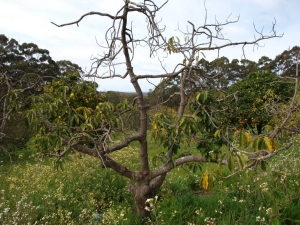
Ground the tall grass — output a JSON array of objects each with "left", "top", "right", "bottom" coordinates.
[
  {"left": 1, "top": 140, "right": 300, "bottom": 224},
  {"left": 0, "top": 150, "right": 134, "bottom": 224}
]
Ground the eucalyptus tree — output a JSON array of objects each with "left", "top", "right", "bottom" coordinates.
[
  {"left": 56, "top": 60, "right": 84, "bottom": 77},
  {"left": 257, "top": 56, "right": 274, "bottom": 73},
  {"left": 273, "top": 46, "right": 300, "bottom": 76},
  {"left": 0, "top": 34, "right": 59, "bottom": 82},
  {"left": 30, "top": 0, "right": 298, "bottom": 217}
]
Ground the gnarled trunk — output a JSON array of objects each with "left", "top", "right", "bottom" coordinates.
[
  {"left": 128, "top": 181, "right": 152, "bottom": 217},
  {"left": 127, "top": 174, "right": 167, "bottom": 217}
]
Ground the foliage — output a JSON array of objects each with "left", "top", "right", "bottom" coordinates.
[
  {"left": 270, "top": 93, "right": 300, "bottom": 136},
  {"left": 0, "top": 34, "right": 84, "bottom": 150},
  {"left": 226, "top": 72, "right": 293, "bottom": 134},
  {"left": 0, "top": 34, "right": 59, "bottom": 81},
  {"left": 273, "top": 46, "right": 300, "bottom": 77},
  {"left": 56, "top": 60, "right": 84, "bottom": 77},
  {"left": 149, "top": 46, "right": 299, "bottom": 103},
  {"left": 193, "top": 57, "right": 260, "bottom": 89},
  {"left": 148, "top": 77, "right": 181, "bottom": 109},
  {"left": 104, "top": 91, "right": 140, "bottom": 130},
  {"left": 0, "top": 33, "right": 54, "bottom": 147},
  {"left": 26, "top": 73, "right": 125, "bottom": 154}
]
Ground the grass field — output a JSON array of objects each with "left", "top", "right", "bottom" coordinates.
[{"left": 1, "top": 136, "right": 300, "bottom": 224}]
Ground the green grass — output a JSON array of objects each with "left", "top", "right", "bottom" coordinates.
[{"left": 1, "top": 136, "right": 300, "bottom": 224}]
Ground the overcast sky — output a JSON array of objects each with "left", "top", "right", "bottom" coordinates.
[{"left": 1, "top": 0, "right": 299, "bottom": 92}]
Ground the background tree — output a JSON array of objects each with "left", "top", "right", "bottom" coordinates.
[
  {"left": 148, "top": 76, "right": 181, "bottom": 109},
  {"left": 257, "top": 56, "right": 274, "bottom": 73},
  {"left": 0, "top": 34, "right": 59, "bottom": 82},
  {"left": 226, "top": 72, "right": 293, "bottom": 134},
  {"left": 0, "top": 35, "right": 47, "bottom": 148},
  {"left": 151, "top": 47, "right": 300, "bottom": 99},
  {"left": 56, "top": 60, "right": 84, "bottom": 77},
  {"left": 185, "top": 57, "right": 264, "bottom": 91},
  {"left": 0, "top": 34, "right": 83, "bottom": 153},
  {"left": 210, "top": 56, "right": 230, "bottom": 88},
  {"left": 105, "top": 91, "right": 140, "bottom": 130},
  {"left": 273, "top": 46, "right": 300, "bottom": 76},
  {"left": 27, "top": 0, "right": 297, "bottom": 217}
]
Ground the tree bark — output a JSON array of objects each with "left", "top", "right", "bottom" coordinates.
[{"left": 127, "top": 181, "right": 152, "bottom": 217}]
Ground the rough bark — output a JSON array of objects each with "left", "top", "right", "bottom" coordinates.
[{"left": 128, "top": 181, "right": 152, "bottom": 217}]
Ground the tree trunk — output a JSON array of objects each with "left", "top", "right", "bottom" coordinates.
[
  {"left": 128, "top": 181, "right": 152, "bottom": 217},
  {"left": 135, "top": 197, "right": 151, "bottom": 217}
]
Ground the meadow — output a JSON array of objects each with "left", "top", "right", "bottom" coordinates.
[{"left": 1, "top": 137, "right": 300, "bottom": 225}]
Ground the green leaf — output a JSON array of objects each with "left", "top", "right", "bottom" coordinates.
[
  {"left": 261, "top": 160, "right": 267, "bottom": 171},
  {"left": 270, "top": 218, "right": 280, "bottom": 225},
  {"left": 196, "top": 92, "right": 201, "bottom": 101},
  {"left": 239, "top": 132, "right": 245, "bottom": 148},
  {"left": 200, "top": 91, "right": 208, "bottom": 104},
  {"left": 258, "top": 137, "right": 266, "bottom": 150},
  {"left": 252, "top": 137, "right": 259, "bottom": 151},
  {"left": 169, "top": 143, "right": 180, "bottom": 154},
  {"left": 228, "top": 154, "right": 234, "bottom": 172},
  {"left": 218, "top": 152, "right": 226, "bottom": 167},
  {"left": 168, "top": 37, "right": 174, "bottom": 46}
]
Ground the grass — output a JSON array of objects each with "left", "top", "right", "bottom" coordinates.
[{"left": 1, "top": 136, "right": 300, "bottom": 224}]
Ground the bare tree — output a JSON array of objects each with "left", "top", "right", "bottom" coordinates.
[{"left": 47, "top": 0, "right": 296, "bottom": 217}]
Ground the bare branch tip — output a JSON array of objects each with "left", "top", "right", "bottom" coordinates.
[{"left": 51, "top": 22, "right": 59, "bottom": 27}]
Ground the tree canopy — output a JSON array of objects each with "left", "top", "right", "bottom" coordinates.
[
  {"left": 226, "top": 72, "right": 293, "bottom": 134},
  {"left": 0, "top": 34, "right": 59, "bottom": 82}
]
